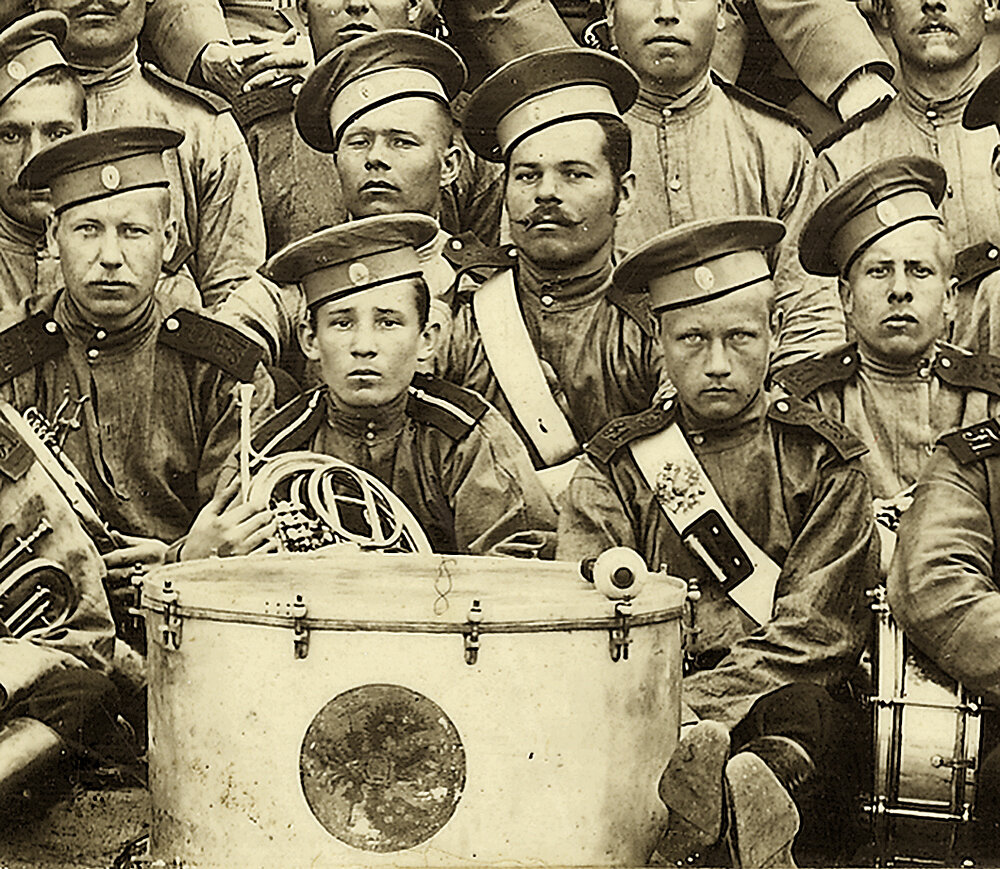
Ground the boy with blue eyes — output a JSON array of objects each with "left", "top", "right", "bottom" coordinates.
[
  {"left": 777, "top": 157, "right": 1000, "bottom": 568},
  {"left": 557, "top": 217, "right": 879, "bottom": 868}
]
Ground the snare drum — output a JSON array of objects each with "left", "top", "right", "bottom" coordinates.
[
  {"left": 140, "top": 551, "right": 686, "bottom": 868},
  {"left": 867, "top": 585, "right": 994, "bottom": 865}
]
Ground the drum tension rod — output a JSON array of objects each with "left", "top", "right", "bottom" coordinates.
[
  {"left": 159, "top": 580, "right": 181, "bottom": 650},
  {"left": 293, "top": 595, "right": 309, "bottom": 659},
  {"left": 609, "top": 600, "right": 632, "bottom": 662},
  {"left": 464, "top": 600, "right": 483, "bottom": 665}
]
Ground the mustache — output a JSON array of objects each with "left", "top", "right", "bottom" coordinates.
[
  {"left": 916, "top": 14, "right": 958, "bottom": 33},
  {"left": 68, "top": 0, "right": 129, "bottom": 15},
  {"left": 515, "top": 207, "right": 582, "bottom": 229}
]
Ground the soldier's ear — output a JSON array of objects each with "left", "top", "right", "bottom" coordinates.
[
  {"left": 943, "top": 275, "right": 959, "bottom": 323},
  {"left": 768, "top": 303, "right": 784, "bottom": 343},
  {"left": 44, "top": 213, "right": 58, "bottom": 253},
  {"left": 298, "top": 318, "right": 322, "bottom": 362},
  {"left": 417, "top": 319, "right": 440, "bottom": 366},
  {"left": 439, "top": 143, "right": 462, "bottom": 188},
  {"left": 839, "top": 276, "right": 855, "bottom": 317},
  {"left": 614, "top": 171, "right": 636, "bottom": 219},
  {"left": 407, "top": 0, "right": 421, "bottom": 24},
  {"left": 161, "top": 217, "right": 178, "bottom": 265}
]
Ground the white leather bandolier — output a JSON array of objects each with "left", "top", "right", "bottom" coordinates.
[{"left": 629, "top": 421, "right": 780, "bottom": 625}]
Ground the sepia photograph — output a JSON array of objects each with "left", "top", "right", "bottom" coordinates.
[{"left": 0, "top": 0, "right": 997, "bottom": 866}]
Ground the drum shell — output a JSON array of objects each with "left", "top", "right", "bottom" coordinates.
[{"left": 143, "top": 553, "right": 683, "bottom": 868}]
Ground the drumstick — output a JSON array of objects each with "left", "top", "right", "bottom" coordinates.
[{"left": 237, "top": 383, "right": 255, "bottom": 505}]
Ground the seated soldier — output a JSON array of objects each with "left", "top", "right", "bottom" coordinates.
[
  {"left": 557, "top": 218, "right": 879, "bottom": 866},
  {"left": 776, "top": 157, "right": 1000, "bottom": 570},
  {"left": 181, "top": 214, "right": 556, "bottom": 561},
  {"left": 2, "top": 126, "right": 274, "bottom": 623}
]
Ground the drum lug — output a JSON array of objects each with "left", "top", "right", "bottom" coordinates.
[
  {"left": 609, "top": 600, "right": 632, "bottom": 662},
  {"left": 159, "top": 581, "right": 181, "bottom": 650},
  {"left": 930, "top": 754, "right": 977, "bottom": 771},
  {"left": 463, "top": 599, "right": 482, "bottom": 665},
  {"left": 293, "top": 594, "right": 309, "bottom": 659}
]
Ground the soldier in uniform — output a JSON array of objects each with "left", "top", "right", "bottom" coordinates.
[
  {"left": 557, "top": 218, "right": 879, "bottom": 866},
  {"left": 182, "top": 214, "right": 556, "bottom": 560},
  {"left": 445, "top": 48, "right": 664, "bottom": 495},
  {"left": 0, "top": 127, "right": 274, "bottom": 606},
  {"left": 604, "top": 0, "right": 846, "bottom": 370},
  {"left": 818, "top": 0, "right": 1000, "bottom": 346},
  {"left": 777, "top": 157, "right": 1000, "bottom": 570},
  {"left": 34, "top": 0, "right": 268, "bottom": 307}
]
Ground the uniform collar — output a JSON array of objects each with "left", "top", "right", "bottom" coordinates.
[
  {"left": 55, "top": 290, "right": 158, "bottom": 357},
  {"left": 857, "top": 340, "right": 939, "bottom": 378},
  {"left": 677, "top": 388, "right": 768, "bottom": 446},
  {"left": 325, "top": 388, "right": 408, "bottom": 441},
  {"left": 516, "top": 243, "right": 613, "bottom": 303},
  {"left": 71, "top": 50, "right": 139, "bottom": 91},
  {"left": 632, "top": 72, "right": 713, "bottom": 120},
  {"left": 0, "top": 206, "right": 43, "bottom": 253},
  {"left": 899, "top": 68, "right": 979, "bottom": 125}
]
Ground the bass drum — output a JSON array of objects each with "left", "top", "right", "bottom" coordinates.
[
  {"left": 867, "top": 585, "right": 996, "bottom": 865},
  {"left": 140, "top": 551, "right": 686, "bottom": 868}
]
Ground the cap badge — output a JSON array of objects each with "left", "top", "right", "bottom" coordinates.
[
  {"left": 101, "top": 165, "right": 121, "bottom": 190},
  {"left": 6, "top": 60, "right": 26, "bottom": 82},
  {"left": 348, "top": 262, "right": 370, "bottom": 285},
  {"left": 694, "top": 266, "right": 715, "bottom": 291},
  {"left": 875, "top": 200, "right": 899, "bottom": 227}
]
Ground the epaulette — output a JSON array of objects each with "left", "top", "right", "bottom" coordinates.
[
  {"left": 439, "top": 231, "right": 493, "bottom": 272},
  {"left": 158, "top": 309, "right": 263, "bottom": 382},
  {"left": 773, "top": 344, "right": 858, "bottom": 398},
  {"left": 142, "top": 63, "right": 230, "bottom": 114},
  {"left": 250, "top": 387, "right": 325, "bottom": 468},
  {"left": 455, "top": 243, "right": 520, "bottom": 277},
  {"left": 230, "top": 81, "right": 296, "bottom": 130},
  {"left": 713, "top": 73, "right": 811, "bottom": 138},
  {"left": 607, "top": 286, "right": 656, "bottom": 338},
  {"left": 934, "top": 344, "right": 1000, "bottom": 397},
  {"left": 407, "top": 373, "right": 488, "bottom": 439},
  {"left": 585, "top": 401, "right": 675, "bottom": 464},
  {"left": 939, "top": 418, "right": 1000, "bottom": 463},
  {"left": 955, "top": 240, "right": 1000, "bottom": 288},
  {"left": 816, "top": 95, "right": 893, "bottom": 153},
  {"left": 0, "top": 312, "right": 66, "bottom": 384},
  {"left": 768, "top": 395, "right": 866, "bottom": 461}
]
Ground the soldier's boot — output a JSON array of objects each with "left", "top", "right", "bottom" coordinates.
[
  {"left": 0, "top": 717, "right": 63, "bottom": 803},
  {"left": 724, "top": 751, "right": 800, "bottom": 869},
  {"left": 653, "top": 720, "right": 731, "bottom": 865}
]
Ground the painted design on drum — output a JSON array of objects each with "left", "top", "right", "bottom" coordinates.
[{"left": 299, "top": 683, "right": 465, "bottom": 852}]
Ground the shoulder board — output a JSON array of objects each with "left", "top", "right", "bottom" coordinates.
[
  {"left": 768, "top": 395, "right": 866, "bottom": 461},
  {"left": 407, "top": 373, "right": 488, "bottom": 439},
  {"left": 816, "top": 95, "right": 893, "bottom": 152},
  {"left": 158, "top": 308, "right": 263, "bottom": 382},
  {"left": 939, "top": 418, "right": 1000, "bottom": 463},
  {"left": 456, "top": 244, "right": 520, "bottom": 278},
  {"left": 250, "top": 387, "right": 325, "bottom": 466},
  {"left": 934, "top": 345, "right": 1000, "bottom": 397},
  {"left": 585, "top": 401, "right": 675, "bottom": 464},
  {"left": 439, "top": 231, "right": 492, "bottom": 271},
  {"left": 773, "top": 344, "right": 857, "bottom": 398},
  {"left": 230, "top": 81, "right": 295, "bottom": 130},
  {"left": 712, "top": 73, "right": 811, "bottom": 137},
  {"left": 0, "top": 312, "right": 66, "bottom": 384},
  {"left": 955, "top": 240, "right": 1000, "bottom": 289},
  {"left": 142, "top": 63, "right": 230, "bottom": 114},
  {"left": 607, "top": 287, "right": 656, "bottom": 338}
]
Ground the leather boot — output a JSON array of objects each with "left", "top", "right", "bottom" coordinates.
[
  {"left": 0, "top": 716, "right": 63, "bottom": 803},
  {"left": 724, "top": 751, "right": 800, "bottom": 868}
]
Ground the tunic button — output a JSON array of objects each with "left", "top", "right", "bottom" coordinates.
[
  {"left": 541, "top": 294, "right": 554, "bottom": 307},
  {"left": 691, "top": 433, "right": 705, "bottom": 445},
  {"left": 663, "top": 398, "right": 673, "bottom": 411},
  {"left": 507, "top": 248, "right": 517, "bottom": 259},
  {"left": 918, "top": 367, "right": 930, "bottom": 378},
  {"left": 940, "top": 356, "right": 952, "bottom": 368},
  {"left": 775, "top": 400, "right": 789, "bottom": 412},
  {"left": 44, "top": 320, "right": 58, "bottom": 334},
  {"left": 841, "top": 355, "right": 852, "bottom": 365},
  {"left": 450, "top": 238, "right": 463, "bottom": 250},
  {"left": 165, "top": 317, "right": 180, "bottom": 331},
  {"left": 661, "top": 108, "right": 672, "bottom": 119},
  {"left": 926, "top": 109, "right": 938, "bottom": 120},
  {"left": 365, "top": 431, "right": 376, "bottom": 441},
  {"left": 95, "top": 329, "right": 107, "bottom": 341},
  {"left": 668, "top": 178, "right": 682, "bottom": 192},
  {"left": 990, "top": 247, "right": 999, "bottom": 261},
  {"left": 87, "top": 348, "right": 99, "bottom": 360}
]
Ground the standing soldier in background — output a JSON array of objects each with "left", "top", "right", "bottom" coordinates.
[{"left": 605, "top": 0, "right": 846, "bottom": 369}]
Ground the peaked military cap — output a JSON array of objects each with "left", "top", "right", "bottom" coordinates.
[
  {"left": 800, "top": 156, "right": 947, "bottom": 277},
  {"left": 18, "top": 125, "right": 183, "bottom": 214},
  {"left": 963, "top": 64, "right": 1000, "bottom": 130},
  {"left": 296, "top": 30, "right": 466, "bottom": 153},
  {"left": 0, "top": 11, "right": 69, "bottom": 109},
  {"left": 263, "top": 213, "right": 439, "bottom": 309},
  {"left": 462, "top": 46, "right": 639, "bottom": 162},
  {"left": 615, "top": 217, "right": 785, "bottom": 314}
]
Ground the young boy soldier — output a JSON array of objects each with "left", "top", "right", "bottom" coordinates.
[
  {"left": 557, "top": 217, "right": 879, "bottom": 867},
  {"left": 776, "top": 157, "right": 1000, "bottom": 569},
  {"left": 0, "top": 126, "right": 273, "bottom": 605},
  {"left": 182, "top": 214, "right": 555, "bottom": 560}
]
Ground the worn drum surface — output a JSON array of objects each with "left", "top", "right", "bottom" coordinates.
[{"left": 141, "top": 550, "right": 685, "bottom": 868}]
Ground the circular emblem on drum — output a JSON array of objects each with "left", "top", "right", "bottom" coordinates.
[{"left": 300, "top": 684, "right": 465, "bottom": 852}]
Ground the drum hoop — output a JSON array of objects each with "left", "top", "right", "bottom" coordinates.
[{"left": 139, "top": 599, "right": 684, "bottom": 633}]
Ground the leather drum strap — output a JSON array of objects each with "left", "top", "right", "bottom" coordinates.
[
  {"left": 472, "top": 270, "right": 580, "bottom": 466},
  {"left": 629, "top": 423, "right": 780, "bottom": 625}
]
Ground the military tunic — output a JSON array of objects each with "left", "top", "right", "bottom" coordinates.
[
  {"left": 557, "top": 392, "right": 879, "bottom": 728},
  {"left": 442, "top": 251, "right": 664, "bottom": 462},
  {"left": 0, "top": 292, "right": 274, "bottom": 543},
  {"left": 776, "top": 342, "right": 1000, "bottom": 499},
  {"left": 888, "top": 424, "right": 1000, "bottom": 701},
  {"left": 619, "top": 75, "right": 846, "bottom": 369},
  {"left": 819, "top": 79, "right": 1000, "bottom": 344},
  {"left": 74, "top": 53, "right": 267, "bottom": 307},
  {"left": 245, "top": 376, "right": 556, "bottom": 555}
]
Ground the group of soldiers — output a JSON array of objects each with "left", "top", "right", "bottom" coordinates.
[{"left": 2, "top": 0, "right": 1000, "bottom": 866}]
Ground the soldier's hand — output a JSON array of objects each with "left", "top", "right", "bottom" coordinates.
[
  {"left": 103, "top": 534, "right": 169, "bottom": 604},
  {"left": 198, "top": 41, "right": 248, "bottom": 103},
  {"left": 182, "top": 476, "right": 279, "bottom": 561},
  {"left": 487, "top": 530, "right": 556, "bottom": 560},
  {"left": 239, "top": 29, "right": 312, "bottom": 93}
]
